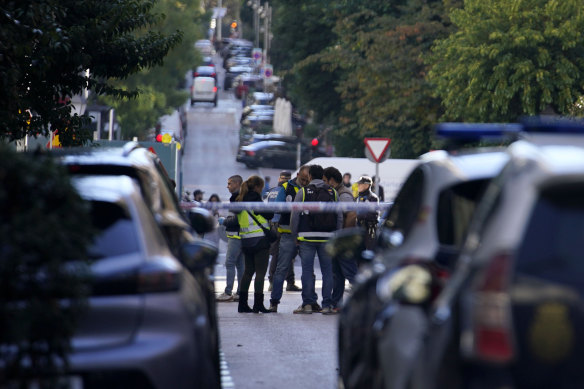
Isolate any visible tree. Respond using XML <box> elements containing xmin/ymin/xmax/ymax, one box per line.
<box><xmin>298</xmin><ymin>0</ymin><xmax>459</xmax><ymax>158</ymax></box>
<box><xmin>100</xmin><ymin>0</ymin><xmax>208</xmax><ymax>140</ymax></box>
<box><xmin>0</xmin><ymin>0</ymin><xmax>182</xmax><ymax>146</ymax></box>
<box><xmin>428</xmin><ymin>0</ymin><xmax>584</xmax><ymax>122</ymax></box>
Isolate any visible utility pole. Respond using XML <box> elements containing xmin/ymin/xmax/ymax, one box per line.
<box><xmin>217</xmin><ymin>0</ymin><xmax>222</xmax><ymax>41</ymax></box>
<box><xmin>263</xmin><ymin>2</ymin><xmax>271</xmax><ymax>64</ymax></box>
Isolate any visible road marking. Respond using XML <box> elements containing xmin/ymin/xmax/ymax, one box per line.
<box><xmin>219</xmin><ymin>348</ymin><xmax>235</xmax><ymax>388</ymax></box>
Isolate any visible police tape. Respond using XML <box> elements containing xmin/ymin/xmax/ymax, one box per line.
<box><xmin>180</xmin><ymin>201</ymin><xmax>392</xmax><ymax>213</ymax></box>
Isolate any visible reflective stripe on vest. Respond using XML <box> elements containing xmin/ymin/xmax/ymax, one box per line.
<box><xmin>278</xmin><ymin>224</ymin><xmax>291</xmax><ymax>233</ymax></box>
<box><xmin>226</xmin><ymin>231</ymin><xmax>241</xmax><ymax>239</ymax></box>
<box><xmin>237</xmin><ymin>210</ymin><xmax>269</xmax><ymax>239</ymax></box>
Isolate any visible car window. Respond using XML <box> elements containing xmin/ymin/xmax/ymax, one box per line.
<box><xmin>382</xmin><ymin>167</ymin><xmax>425</xmax><ymax>240</ymax></box>
<box><xmin>88</xmin><ymin>201</ymin><xmax>140</xmax><ymax>259</ymax></box>
<box><xmin>514</xmin><ymin>183</ymin><xmax>584</xmax><ymax>293</ymax></box>
<box><xmin>436</xmin><ymin>178</ymin><xmax>490</xmax><ymax>247</ymax></box>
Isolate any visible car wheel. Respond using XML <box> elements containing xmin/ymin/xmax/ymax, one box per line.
<box><xmin>190</xmin><ymin>98</ymin><xmax>194</xmax><ymax>106</ymax></box>
<box><xmin>213</xmin><ymin>98</ymin><xmax>218</xmax><ymax>107</ymax></box>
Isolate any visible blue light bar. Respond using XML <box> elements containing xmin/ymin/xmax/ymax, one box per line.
<box><xmin>521</xmin><ymin>116</ymin><xmax>584</xmax><ymax>133</ymax></box>
<box><xmin>435</xmin><ymin>123</ymin><xmax>522</xmax><ymax>141</ymax></box>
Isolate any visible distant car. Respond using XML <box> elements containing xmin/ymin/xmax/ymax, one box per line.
<box><xmin>336</xmin><ymin>125</ymin><xmax>517</xmax><ymax>389</ymax></box>
<box><xmin>191</xmin><ymin>76</ymin><xmax>217</xmax><ymax>107</ymax></box>
<box><xmin>236</xmin><ymin>140</ymin><xmax>325</xmax><ymax>169</ymax></box>
<box><xmin>224</xmin><ymin>66</ymin><xmax>254</xmax><ymax>90</ymax></box>
<box><xmin>418</xmin><ymin>119</ymin><xmax>584</xmax><ymax>389</ymax></box>
<box><xmin>251</xmin><ymin>92</ymin><xmax>274</xmax><ymax>105</ymax></box>
<box><xmin>194</xmin><ymin>39</ymin><xmax>214</xmax><ymax>56</ymax></box>
<box><xmin>193</xmin><ymin>65</ymin><xmax>217</xmax><ymax>80</ymax></box>
<box><xmin>67</xmin><ymin>174</ymin><xmax>220</xmax><ymax>389</ymax></box>
<box><xmin>234</xmin><ymin>74</ymin><xmax>264</xmax><ymax>99</ymax></box>
<box><xmin>201</xmin><ymin>56</ymin><xmax>215</xmax><ymax>67</ymax></box>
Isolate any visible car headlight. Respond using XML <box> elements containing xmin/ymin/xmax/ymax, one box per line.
<box><xmin>376</xmin><ymin>265</ymin><xmax>432</xmax><ymax>304</ymax></box>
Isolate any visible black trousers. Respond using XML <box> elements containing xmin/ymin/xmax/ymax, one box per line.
<box><xmin>240</xmin><ymin>247</ymin><xmax>270</xmax><ymax>294</ymax></box>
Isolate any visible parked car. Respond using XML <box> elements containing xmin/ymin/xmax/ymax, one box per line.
<box><xmin>236</xmin><ymin>139</ymin><xmax>325</xmax><ymax>169</ymax></box>
<box><xmin>194</xmin><ymin>39</ymin><xmax>214</xmax><ymax>56</ymax></box>
<box><xmin>234</xmin><ymin>74</ymin><xmax>264</xmax><ymax>99</ymax></box>
<box><xmin>416</xmin><ymin>118</ymin><xmax>584</xmax><ymax>389</ymax></box>
<box><xmin>191</xmin><ymin>76</ymin><xmax>217</xmax><ymax>107</ymax></box>
<box><xmin>193</xmin><ymin>65</ymin><xmax>217</xmax><ymax>81</ymax></box>
<box><xmin>335</xmin><ymin>124</ymin><xmax>520</xmax><ymax>389</ymax></box>
<box><xmin>67</xmin><ymin>174</ymin><xmax>220</xmax><ymax>389</ymax></box>
<box><xmin>55</xmin><ymin>142</ymin><xmax>221</xmax><ymax>382</ymax></box>
<box><xmin>224</xmin><ymin>65</ymin><xmax>254</xmax><ymax>90</ymax></box>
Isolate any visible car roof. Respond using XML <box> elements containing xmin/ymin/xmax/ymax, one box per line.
<box><xmin>419</xmin><ymin>148</ymin><xmax>510</xmax><ymax>181</ymax></box>
<box><xmin>241</xmin><ymin>140</ymin><xmax>288</xmax><ymax>150</ymax></box>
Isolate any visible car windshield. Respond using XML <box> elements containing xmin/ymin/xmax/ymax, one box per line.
<box><xmin>515</xmin><ymin>183</ymin><xmax>584</xmax><ymax>294</ymax></box>
<box><xmin>88</xmin><ymin>200</ymin><xmax>140</xmax><ymax>259</ymax></box>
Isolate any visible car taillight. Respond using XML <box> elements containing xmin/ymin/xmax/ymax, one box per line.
<box><xmin>211</xmin><ymin>72</ymin><xmax>216</xmax><ymax>77</ymax></box>
<box><xmin>213</xmin><ymin>86</ymin><xmax>218</xmax><ymax>93</ymax></box>
<box><xmin>470</xmin><ymin>252</ymin><xmax>514</xmax><ymax>363</ymax></box>
<box><xmin>245</xmin><ymin>150</ymin><xmax>255</xmax><ymax>156</ymax></box>
<box><xmin>193</xmin><ymin>72</ymin><xmax>199</xmax><ymax>77</ymax></box>
<box><xmin>92</xmin><ymin>260</ymin><xmax>181</xmax><ymax>296</ymax></box>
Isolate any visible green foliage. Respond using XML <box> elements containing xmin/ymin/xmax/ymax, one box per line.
<box><xmin>428</xmin><ymin>0</ymin><xmax>584</xmax><ymax>122</ymax></box>
<box><xmin>0</xmin><ymin>145</ymin><xmax>94</xmax><ymax>385</ymax></box>
<box><xmin>0</xmin><ymin>0</ymin><xmax>183</xmax><ymax>146</ymax></box>
<box><xmin>101</xmin><ymin>0</ymin><xmax>207</xmax><ymax>140</ymax></box>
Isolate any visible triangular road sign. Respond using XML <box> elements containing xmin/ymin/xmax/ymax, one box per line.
<box><xmin>364</xmin><ymin>138</ymin><xmax>391</xmax><ymax>163</ymax></box>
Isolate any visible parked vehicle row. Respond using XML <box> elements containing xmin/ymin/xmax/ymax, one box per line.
<box><xmin>48</xmin><ymin>143</ymin><xmax>221</xmax><ymax>389</ymax></box>
<box><xmin>334</xmin><ymin>118</ymin><xmax>584</xmax><ymax>389</ymax></box>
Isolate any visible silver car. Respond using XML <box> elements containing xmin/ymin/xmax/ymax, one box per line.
<box><xmin>68</xmin><ymin>174</ymin><xmax>219</xmax><ymax>389</ymax></box>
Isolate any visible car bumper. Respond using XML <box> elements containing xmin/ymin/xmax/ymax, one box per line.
<box><xmin>69</xmin><ymin>292</ymin><xmax>215</xmax><ymax>389</ymax></box>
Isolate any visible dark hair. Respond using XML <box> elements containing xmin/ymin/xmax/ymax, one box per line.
<box><xmin>208</xmin><ymin>193</ymin><xmax>221</xmax><ymax>202</ymax></box>
<box><xmin>236</xmin><ymin>175</ymin><xmax>264</xmax><ymax>202</ymax></box>
<box><xmin>323</xmin><ymin>166</ymin><xmax>342</xmax><ymax>184</ymax></box>
<box><xmin>308</xmin><ymin>164</ymin><xmax>324</xmax><ymax>180</ymax></box>
<box><xmin>228</xmin><ymin>175</ymin><xmax>243</xmax><ymax>185</ymax></box>
<box><xmin>343</xmin><ymin>172</ymin><xmax>351</xmax><ymax>178</ymax></box>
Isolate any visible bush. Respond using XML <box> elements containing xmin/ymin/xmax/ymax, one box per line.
<box><xmin>0</xmin><ymin>145</ymin><xmax>94</xmax><ymax>386</ymax></box>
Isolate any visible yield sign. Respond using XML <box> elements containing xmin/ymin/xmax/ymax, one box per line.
<box><xmin>364</xmin><ymin>137</ymin><xmax>391</xmax><ymax>163</ymax></box>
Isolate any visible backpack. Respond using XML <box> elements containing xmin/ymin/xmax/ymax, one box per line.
<box><xmin>302</xmin><ymin>184</ymin><xmax>338</xmax><ymax>232</ymax></box>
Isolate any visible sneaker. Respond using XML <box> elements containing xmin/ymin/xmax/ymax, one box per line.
<box><xmin>268</xmin><ymin>304</ymin><xmax>278</xmax><ymax>313</ymax></box>
<box><xmin>321</xmin><ymin>307</ymin><xmax>333</xmax><ymax>315</ymax></box>
<box><xmin>311</xmin><ymin>303</ymin><xmax>322</xmax><ymax>313</ymax></box>
<box><xmin>233</xmin><ymin>293</ymin><xmax>239</xmax><ymax>302</ymax></box>
<box><xmin>216</xmin><ymin>292</ymin><xmax>234</xmax><ymax>302</ymax></box>
<box><xmin>293</xmin><ymin>304</ymin><xmax>313</xmax><ymax>314</ymax></box>
<box><xmin>331</xmin><ymin>307</ymin><xmax>341</xmax><ymax>314</ymax></box>
<box><xmin>286</xmin><ymin>283</ymin><xmax>302</xmax><ymax>291</ymax></box>
<box><xmin>268</xmin><ymin>282</ymin><xmax>273</xmax><ymax>292</ymax></box>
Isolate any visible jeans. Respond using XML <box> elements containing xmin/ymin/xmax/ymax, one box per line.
<box><xmin>270</xmin><ymin>233</ymin><xmax>298</xmax><ymax>305</ymax></box>
<box><xmin>268</xmin><ymin>235</ymin><xmax>295</xmax><ymax>284</ymax></box>
<box><xmin>240</xmin><ymin>247</ymin><xmax>270</xmax><ymax>294</ymax></box>
<box><xmin>298</xmin><ymin>241</ymin><xmax>333</xmax><ymax>308</ymax></box>
<box><xmin>331</xmin><ymin>257</ymin><xmax>358</xmax><ymax>307</ymax></box>
<box><xmin>225</xmin><ymin>237</ymin><xmax>244</xmax><ymax>295</ymax></box>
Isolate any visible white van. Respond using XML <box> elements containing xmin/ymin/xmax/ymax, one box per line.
<box><xmin>191</xmin><ymin>76</ymin><xmax>217</xmax><ymax>107</ymax></box>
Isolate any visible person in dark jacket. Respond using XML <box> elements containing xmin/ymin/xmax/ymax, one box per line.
<box><xmin>224</xmin><ymin>175</ymin><xmax>274</xmax><ymax>313</ymax></box>
<box><xmin>356</xmin><ymin>176</ymin><xmax>379</xmax><ymax>250</ymax></box>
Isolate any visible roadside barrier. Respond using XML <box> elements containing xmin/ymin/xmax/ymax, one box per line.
<box><xmin>181</xmin><ymin>201</ymin><xmax>392</xmax><ymax>213</ymax></box>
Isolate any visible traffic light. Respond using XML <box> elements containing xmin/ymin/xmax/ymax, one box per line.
<box><xmin>231</xmin><ymin>21</ymin><xmax>238</xmax><ymax>29</ymax></box>
<box><xmin>311</xmin><ymin>138</ymin><xmax>319</xmax><ymax>147</ymax></box>
<box><xmin>156</xmin><ymin>134</ymin><xmax>163</xmax><ymax>142</ymax></box>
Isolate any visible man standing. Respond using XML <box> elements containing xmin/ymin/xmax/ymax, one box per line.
<box><xmin>266</xmin><ymin>171</ymin><xmax>299</xmax><ymax>292</ymax></box>
<box><xmin>291</xmin><ymin>165</ymin><xmax>342</xmax><ymax>314</ymax></box>
<box><xmin>268</xmin><ymin>167</ymin><xmax>309</xmax><ymax>312</ymax></box>
<box><xmin>216</xmin><ymin>175</ymin><xmax>244</xmax><ymax>302</ymax></box>
<box><xmin>342</xmin><ymin>172</ymin><xmax>352</xmax><ymax>188</ymax></box>
<box><xmin>356</xmin><ymin>176</ymin><xmax>379</xmax><ymax>250</ymax></box>
<box><xmin>323</xmin><ymin>167</ymin><xmax>358</xmax><ymax>313</ymax></box>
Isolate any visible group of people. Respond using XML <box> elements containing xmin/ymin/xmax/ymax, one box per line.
<box><xmin>215</xmin><ymin>165</ymin><xmax>380</xmax><ymax>314</ymax></box>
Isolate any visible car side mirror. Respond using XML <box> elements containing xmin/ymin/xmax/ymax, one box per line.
<box><xmin>181</xmin><ymin>238</ymin><xmax>218</xmax><ymax>273</ymax></box>
<box><xmin>325</xmin><ymin>227</ymin><xmax>371</xmax><ymax>266</ymax></box>
<box><xmin>187</xmin><ymin>208</ymin><xmax>216</xmax><ymax>235</ymax></box>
